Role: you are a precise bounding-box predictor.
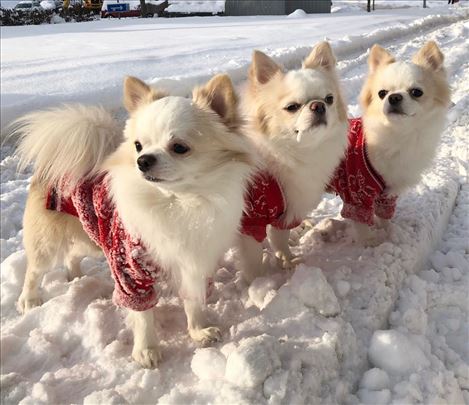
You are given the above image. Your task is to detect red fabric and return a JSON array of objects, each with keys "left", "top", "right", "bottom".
[
  {"left": 327, "top": 118, "right": 397, "bottom": 225},
  {"left": 46, "top": 175, "right": 160, "bottom": 311},
  {"left": 241, "top": 171, "right": 301, "bottom": 242}
]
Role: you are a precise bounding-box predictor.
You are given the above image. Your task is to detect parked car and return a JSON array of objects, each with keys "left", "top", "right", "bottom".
[
  {"left": 101, "top": 0, "right": 167, "bottom": 18},
  {"left": 14, "top": 0, "right": 43, "bottom": 10},
  {"left": 39, "top": 0, "right": 62, "bottom": 9}
]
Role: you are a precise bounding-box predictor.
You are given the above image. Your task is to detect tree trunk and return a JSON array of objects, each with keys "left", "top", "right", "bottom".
[
  {"left": 367, "top": 0, "right": 371, "bottom": 12},
  {"left": 140, "top": 0, "right": 147, "bottom": 17}
]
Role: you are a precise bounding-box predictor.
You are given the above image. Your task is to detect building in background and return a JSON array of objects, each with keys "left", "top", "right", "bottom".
[{"left": 225, "top": 0, "right": 331, "bottom": 16}]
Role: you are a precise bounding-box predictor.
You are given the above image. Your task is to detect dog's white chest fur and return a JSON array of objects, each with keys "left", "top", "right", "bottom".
[{"left": 108, "top": 166, "right": 245, "bottom": 300}]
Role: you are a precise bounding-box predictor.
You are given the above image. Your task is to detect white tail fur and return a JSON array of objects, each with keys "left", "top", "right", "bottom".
[{"left": 13, "top": 104, "right": 122, "bottom": 189}]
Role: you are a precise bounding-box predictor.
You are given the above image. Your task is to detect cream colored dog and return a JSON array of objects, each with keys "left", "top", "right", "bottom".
[
  {"left": 14, "top": 74, "right": 253, "bottom": 368},
  {"left": 238, "top": 42, "right": 348, "bottom": 282}
]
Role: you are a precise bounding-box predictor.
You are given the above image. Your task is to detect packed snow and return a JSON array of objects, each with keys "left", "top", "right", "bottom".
[{"left": 1, "top": 2, "right": 468, "bottom": 404}]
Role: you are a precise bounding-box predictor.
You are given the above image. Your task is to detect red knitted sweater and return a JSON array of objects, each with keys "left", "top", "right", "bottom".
[
  {"left": 327, "top": 118, "right": 397, "bottom": 225},
  {"left": 46, "top": 175, "right": 160, "bottom": 311}
]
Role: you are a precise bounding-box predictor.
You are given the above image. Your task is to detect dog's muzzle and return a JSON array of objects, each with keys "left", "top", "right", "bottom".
[{"left": 310, "top": 101, "right": 327, "bottom": 126}]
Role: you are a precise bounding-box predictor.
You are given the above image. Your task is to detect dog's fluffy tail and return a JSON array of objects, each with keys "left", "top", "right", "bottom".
[{"left": 14, "top": 104, "right": 122, "bottom": 188}]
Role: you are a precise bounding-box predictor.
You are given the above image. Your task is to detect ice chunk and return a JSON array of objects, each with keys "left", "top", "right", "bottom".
[
  {"left": 225, "top": 335, "right": 280, "bottom": 387},
  {"left": 191, "top": 348, "right": 226, "bottom": 381},
  {"left": 369, "top": 330, "right": 429, "bottom": 374}
]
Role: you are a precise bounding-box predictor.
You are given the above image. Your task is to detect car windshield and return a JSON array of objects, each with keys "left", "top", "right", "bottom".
[{"left": 15, "top": 3, "right": 33, "bottom": 8}]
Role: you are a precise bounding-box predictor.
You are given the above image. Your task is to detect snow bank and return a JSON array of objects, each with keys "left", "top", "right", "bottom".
[
  {"left": 166, "top": 0, "right": 224, "bottom": 14},
  {"left": 286, "top": 9, "right": 307, "bottom": 19}
]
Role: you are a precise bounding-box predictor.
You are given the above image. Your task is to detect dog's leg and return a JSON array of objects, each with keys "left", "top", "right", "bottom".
[
  {"left": 17, "top": 261, "right": 46, "bottom": 313},
  {"left": 64, "top": 253, "right": 82, "bottom": 281},
  {"left": 238, "top": 234, "right": 264, "bottom": 284},
  {"left": 128, "top": 308, "right": 161, "bottom": 369},
  {"left": 268, "top": 228, "right": 302, "bottom": 269},
  {"left": 183, "top": 299, "right": 221, "bottom": 346}
]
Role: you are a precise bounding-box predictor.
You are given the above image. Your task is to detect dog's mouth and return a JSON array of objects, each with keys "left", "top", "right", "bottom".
[
  {"left": 144, "top": 175, "right": 163, "bottom": 182},
  {"left": 312, "top": 116, "right": 327, "bottom": 127},
  {"left": 385, "top": 106, "right": 415, "bottom": 117},
  {"left": 144, "top": 174, "right": 182, "bottom": 184}
]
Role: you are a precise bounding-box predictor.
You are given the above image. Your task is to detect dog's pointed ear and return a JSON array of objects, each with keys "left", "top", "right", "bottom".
[
  {"left": 193, "top": 74, "right": 238, "bottom": 127},
  {"left": 368, "top": 45, "right": 395, "bottom": 73},
  {"left": 412, "top": 41, "right": 444, "bottom": 72},
  {"left": 123, "top": 76, "right": 166, "bottom": 112},
  {"left": 249, "top": 50, "right": 282, "bottom": 85},
  {"left": 303, "top": 41, "right": 336, "bottom": 71}
]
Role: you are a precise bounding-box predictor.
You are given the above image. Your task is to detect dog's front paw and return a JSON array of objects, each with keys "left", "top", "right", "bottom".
[
  {"left": 17, "top": 293, "right": 42, "bottom": 314},
  {"left": 317, "top": 218, "right": 347, "bottom": 242},
  {"left": 189, "top": 326, "right": 222, "bottom": 347},
  {"left": 132, "top": 346, "right": 162, "bottom": 369},
  {"left": 274, "top": 251, "right": 302, "bottom": 270},
  {"left": 289, "top": 219, "right": 314, "bottom": 245}
]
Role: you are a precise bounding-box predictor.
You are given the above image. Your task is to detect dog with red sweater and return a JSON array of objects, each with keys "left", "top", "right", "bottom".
[
  {"left": 14, "top": 74, "right": 253, "bottom": 368},
  {"left": 324, "top": 42, "right": 450, "bottom": 246},
  {"left": 238, "top": 42, "right": 348, "bottom": 282}
]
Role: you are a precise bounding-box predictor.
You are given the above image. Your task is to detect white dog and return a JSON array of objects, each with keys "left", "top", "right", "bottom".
[
  {"left": 325, "top": 41, "right": 450, "bottom": 246},
  {"left": 238, "top": 42, "right": 348, "bottom": 282},
  {"left": 14, "top": 74, "right": 253, "bottom": 368}
]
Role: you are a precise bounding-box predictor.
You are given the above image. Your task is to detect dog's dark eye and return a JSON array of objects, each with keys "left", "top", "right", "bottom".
[
  {"left": 284, "top": 103, "right": 301, "bottom": 113},
  {"left": 410, "top": 88, "right": 423, "bottom": 98},
  {"left": 325, "top": 95, "right": 334, "bottom": 105},
  {"left": 135, "top": 141, "right": 142, "bottom": 152},
  {"left": 172, "top": 143, "right": 190, "bottom": 155},
  {"left": 378, "top": 90, "right": 388, "bottom": 99}
]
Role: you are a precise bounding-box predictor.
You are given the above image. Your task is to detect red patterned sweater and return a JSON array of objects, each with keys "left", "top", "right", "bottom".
[
  {"left": 46, "top": 174, "right": 160, "bottom": 311},
  {"left": 327, "top": 118, "right": 397, "bottom": 225},
  {"left": 241, "top": 171, "right": 301, "bottom": 242}
]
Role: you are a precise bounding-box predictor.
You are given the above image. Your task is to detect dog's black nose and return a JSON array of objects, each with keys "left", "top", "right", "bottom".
[
  {"left": 137, "top": 154, "right": 157, "bottom": 172},
  {"left": 388, "top": 93, "right": 403, "bottom": 106},
  {"left": 310, "top": 101, "right": 326, "bottom": 115}
]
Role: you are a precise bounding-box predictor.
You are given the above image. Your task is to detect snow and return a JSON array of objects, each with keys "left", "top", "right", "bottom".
[
  {"left": 1, "top": 4, "right": 467, "bottom": 135},
  {"left": 1, "top": 3, "right": 469, "bottom": 404},
  {"left": 287, "top": 8, "right": 307, "bottom": 19},
  {"left": 166, "top": 0, "right": 224, "bottom": 14}
]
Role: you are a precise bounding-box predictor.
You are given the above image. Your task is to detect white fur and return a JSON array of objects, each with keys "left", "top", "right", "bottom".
[{"left": 13, "top": 104, "right": 122, "bottom": 190}]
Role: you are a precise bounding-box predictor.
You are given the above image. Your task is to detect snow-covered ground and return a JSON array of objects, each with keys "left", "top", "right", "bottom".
[
  {"left": 1, "top": 3, "right": 468, "bottom": 404},
  {"left": 1, "top": 2, "right": 467, "bottom": 135}
]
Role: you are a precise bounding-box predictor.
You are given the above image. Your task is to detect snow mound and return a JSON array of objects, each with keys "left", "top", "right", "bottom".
[
  {"left": 369, "top": 330, "right": 430, "bottom": 374},
  {"left": 191, "top": 348, "right": 226, "bottom": 380},
  {"left": 287, "top": 9, "right": 307, "bottom": 19},
  {"left": 224, "top": 335, "right": 281, "bottom": 388},
  {"left": 290, "top": 266, "right": 340, "bottom": 317}
]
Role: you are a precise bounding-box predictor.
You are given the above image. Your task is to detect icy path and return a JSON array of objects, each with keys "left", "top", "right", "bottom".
[{"left": 1, "top": 16, "right": 469, "bottom": 405}]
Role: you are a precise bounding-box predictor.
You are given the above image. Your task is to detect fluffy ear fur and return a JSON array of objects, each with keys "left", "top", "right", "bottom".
[
  {"left": 192, "top": 74, "right": 239, "bottom": 128},
  {"left": 368, "top": 44, "right": 395, "bottom": 73},
  {"left": 123, "top": 76, "right": 167, "bottom": 112},
  {"left": 412, "top": 41, "right": 445, "bottom": 71},
  {"left": 303, "top": 41, "right": 337, "bottom": 71},
  {"left": 249, "top": 50, "right": 283, "bottom": 85}
]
